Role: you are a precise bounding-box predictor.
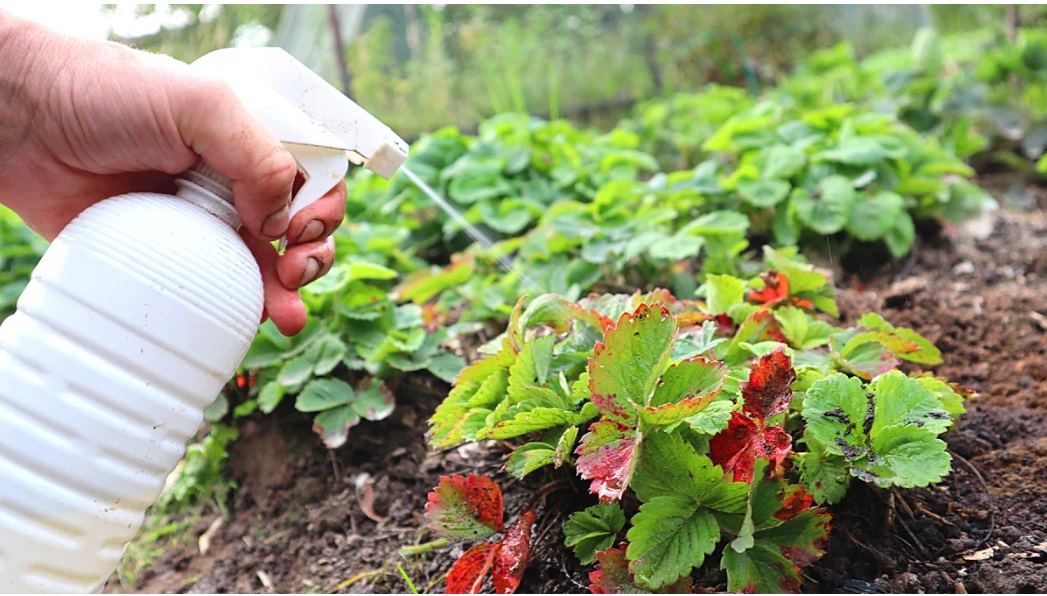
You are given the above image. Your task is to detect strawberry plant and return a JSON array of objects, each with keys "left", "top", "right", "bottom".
[
  {"left": 424, "top": 247, "right": 967, "bottom": 593},
  {"left": 424, "top": 475, "right": 535, "bottom": 594}
]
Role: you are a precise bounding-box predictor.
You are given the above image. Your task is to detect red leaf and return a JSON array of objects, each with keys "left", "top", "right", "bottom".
[
  {"left": 576, "top": 419, "right": 640, "bottom": 502},
  {"left": 741, "top": 348, "right": 796, "bottom": 422},
  {"left": 589, "top": 544, "right": 692, "bottom": 594},
  {"left": 425, "top": 475, "right": 504, "bottom": 540},
  {"left": 748, "top": 271, "right": 789, "bottom": 306},
  {"left": 492, "top": 511, "right": 535, "bottom": 594},
  {"left": 709, "top": 412, "right": 792, "bottom": 483},
  {"left": 447, "top": 542, "right": 500, "bottom": 594},
  {"left": 774, "top": 486, "right": 815, "bottom": 521}
]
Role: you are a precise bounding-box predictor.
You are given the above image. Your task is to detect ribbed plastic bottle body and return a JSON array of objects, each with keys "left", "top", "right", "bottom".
[{"left": 0, "top": 192, "right": 262, "bottom": 592}]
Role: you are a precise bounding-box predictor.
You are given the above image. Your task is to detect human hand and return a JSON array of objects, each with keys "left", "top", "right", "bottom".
[{"left": 0, "top": 13, "right": 344, "bottom": 335}]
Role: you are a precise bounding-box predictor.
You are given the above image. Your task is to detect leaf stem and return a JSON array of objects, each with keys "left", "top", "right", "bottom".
[{"left": 397, "top": 537, "right": 450, "bottom": 557}]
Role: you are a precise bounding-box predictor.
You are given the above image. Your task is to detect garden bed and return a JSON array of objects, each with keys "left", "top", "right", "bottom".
[{"left": 104, "top": 199, "right": 1047, "bottom": 594}]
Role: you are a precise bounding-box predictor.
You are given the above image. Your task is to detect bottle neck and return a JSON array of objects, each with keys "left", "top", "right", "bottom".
[{"left": 175, "top": 160, "right": 240, "bottom": 229}]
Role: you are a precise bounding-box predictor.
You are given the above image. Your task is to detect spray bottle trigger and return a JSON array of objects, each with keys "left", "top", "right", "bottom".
[{"left": 279, "top": 143, "right": 350, "bottom": 250}]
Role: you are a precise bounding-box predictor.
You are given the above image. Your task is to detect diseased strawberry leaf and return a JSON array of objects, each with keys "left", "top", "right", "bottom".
[
  {"left": 446, "top": 542, "right": 499, "bottom": 594},
  {"left": 492, "top": 511, "right": 535, "bottom": 594},
  {"left": 589, "top": 545, "right": 693, "bottom": 594},
  {"left": 564, "top": 503, "right": 626, "bottom": 565},
  {"left": 710, "top": 411, "right": 793, "bottom": 483},
  {"left": 748, "top": 270, "right": 790, "bottom": 307},
  {"left": 741, "top": 348, "right": 796, "bottom": 421},
  {"left": 425, "top": 475, "right": 504, "bottom": 540},
  {"left": 641, "top": 357, "right": 728, "bottom": 427},
  {"left": 709, "top": 349, "right": 796, "bottom": 482},
  {"left": 802, "top": 371, "right": 956, "bottom": 490},
  {"left": 857, "top": 312, "right": 941, "bottom": 365},
  {"left": 576, "top": 418, "right": 641, "bottom": 502},
  {"left": 589, "top": 304, "right": 676, "bottom": 421}
]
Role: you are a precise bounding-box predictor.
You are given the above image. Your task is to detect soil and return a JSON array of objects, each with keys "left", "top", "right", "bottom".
[{"left": 104, "top": 202, "right": 1047, "bottom": 594}]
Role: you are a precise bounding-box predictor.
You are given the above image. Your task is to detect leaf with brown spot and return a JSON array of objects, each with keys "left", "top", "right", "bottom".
[
  {"left": 492, "top": 511, "right": 535, "bottom": 594},
  {"left": 425, "top": 475, "right": 504, "bottom": 540}
]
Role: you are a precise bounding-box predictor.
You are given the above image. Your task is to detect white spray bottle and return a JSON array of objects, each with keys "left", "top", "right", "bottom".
[{"left": 0, "top": 48, "right": 407, "bottom": 592}]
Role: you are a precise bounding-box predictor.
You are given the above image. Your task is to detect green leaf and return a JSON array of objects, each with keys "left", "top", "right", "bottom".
[
  {"left": 739, "top": 179, "right": 791, "bottom": 207},
  {"left": 866, "top": 425, "right": 951, "bottom": 488},
  {"left": 722, "top": 509, "right": 830, "bottom": 593},
  {"left": 705, "top": 274, "right": 747, "bottom": 314},
  {"left": 797, "top": 450, "right": 851, "bottom": 505},
  {"left": 685, "top": 399, "right": 735, "bottom": 436},
  {"left": 310, "top": 334, "right": 347, "bottom": 376},
  {"left": 626, "top": 496, "right": 720, "bottom": 589},
  {"left": 345, "top": 260, "right": 398, "bottom": 281},
  {"left": 885, "top": 212, "right": 916, "bottom": 258},
  {"left": 817, "top": 137, "right": 892, "bottom": 166},
  {"left": 631, "top": 431, "right": 748, "bottom": 512},
  {"left": 277, "top": 354, "right": 314, "bottom": 387},
  {"left": 802, "top": 373, "right": 871, "bottom": 456},
  {"left": 762, "top": 145, "right": 806, "bottom": 179},
  {"left": 481, "top": 407, "right": 585, "bottom": 439},
  {"left": 258, "top": 381, "right": 286, "bottom": 415},
  {"left": 302, "top": 263, "right": 351, "bottom": 295},
  {"left": 589, "top": 304, "right": 676, "bottom": 420},
  {"left": 774, "top": 306, "right": 835, "bottom": 349},
  {"left": 795, "top": 176, "right": 854, "bottom": 235},
  {"left": 846, "top": 192, "right": 905, "bottom": 242},
  {"left": 312, "top": 405, "right": 361, "bottom": 449},
  {"left": 916, "top": 376, "right": 966, "bottom": 420},
  {"left": 641, "top": 358, "right": 728, "bottom": 427},
  {"left": 869, "top": 371, "right": 952, "bottom": 436},
  {"left": 857, "top": 313, "right": 942, "bottom": 365},
  {"left": 564, "top": 502, "right": 626, "bottom": 565},
  {"left": 296, "top": 379, "right": 355, "bottom": 413},
  {"left": 505, "top": 443, "right": 557, "bottom": 479}
]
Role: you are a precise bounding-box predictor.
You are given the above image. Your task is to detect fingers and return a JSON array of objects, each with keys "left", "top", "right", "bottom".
[
  {"left": 240, "top": 230, "right": 307, "bottom": 337},
  {"left": 285, "top": 181, "right": 347, "bottom": 245},
  {"left": 277, "top": 235, "right": 336, "bottom": 290},
  {"left": 172, "top": 78, "right": 296, "bottom": 242}
]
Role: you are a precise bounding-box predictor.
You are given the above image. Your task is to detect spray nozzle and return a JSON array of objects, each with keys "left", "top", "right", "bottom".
[{"left": 190, "top": 47, "right": 408, "bottom": 225}]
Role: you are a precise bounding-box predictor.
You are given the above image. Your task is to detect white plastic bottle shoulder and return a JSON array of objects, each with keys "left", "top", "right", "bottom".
[{"left": 0, "top": 163, "right": 262, "bottom": 592}]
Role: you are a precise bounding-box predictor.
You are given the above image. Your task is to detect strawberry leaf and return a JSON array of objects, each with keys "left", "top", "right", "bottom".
[
  {"left": 797, "top": 450, "right": 851, "bottom": 505},
  {"left": 576, "top": 419, "right": 641, "bottom": 502},
  {"left": 802, "top": 372, "right": 954, "bottom": 490},
  {"left": 857, "top": 313, "right": 941, "bottom": 365},
  {"left": 709, "top": 412, "right": 793, "bottom": 483},
  {"left": 641, "top": 357, "right": 728, "bottom": 427},
  {"left": 482, "top": 407, "right": 588, "bottom": 440},
  {"left": 426, "top": 475, "right": 504, "bottom": 540},
  {"left": 631, "top": 431, "right": 749, "bottom": 511},
  {"left": 748, "top": 270, "right": 790, "bottom": 307},
  {"left": 589, "top": 545, "right": 693, "bottom": 594},
  {"left": 564, "top": 502, "right": 626, "bottom": 565},
  {"left": 589, "top": 303, "right": 676, "bottom": 420},
  {"left": 492, "top": 511, "right": 535, "bottom": 594},
  {"left": 446, "top": 542, "right": 499, "bottom": 594},
  {"left": 626, "top": 495, "right": 720, "bottom": 589},
  {"left": 741, "top": 347, "right": 796, "bottom": 421},
  {"left": 868, "top": 371, "right": 952, "bottom": 436},
  {"left": 721, "top": 460, "right": 831, "bottom": 593},
  {"left": 505, "top": 443, "right": 557, "bottom": 479}
]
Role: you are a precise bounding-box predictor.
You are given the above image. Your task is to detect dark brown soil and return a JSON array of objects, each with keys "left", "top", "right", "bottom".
[{"left": 104, "top": 206, "right": 1047, "bottom": 594}]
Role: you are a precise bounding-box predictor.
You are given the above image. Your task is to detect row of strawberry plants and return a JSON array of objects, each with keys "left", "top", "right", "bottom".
[{"left": 420, "top": 247, "right": 967, "bottom": 593}]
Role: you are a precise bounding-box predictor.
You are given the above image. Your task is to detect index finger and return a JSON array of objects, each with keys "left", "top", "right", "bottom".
[{"left": 173, "top": 78, "right": 297, "bottom": 241}]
